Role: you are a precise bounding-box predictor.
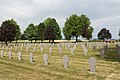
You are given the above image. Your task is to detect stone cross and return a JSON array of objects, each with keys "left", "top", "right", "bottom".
[
  {"left": 6, "top": 46, "right": 8, "bottom": 51},
  {"left": 83, "top": 48, "right": 88, "bottom": 56},
  {"left": 1, "top": 50, "right": 4, "bottom": 58},
  {"left": 20, "top": 46, "right": 23, "bottom": 52},
  {"left": 30, "top": 53, "right": 34, "bottom": 63},
  {"left": 99, "top": 49, "right": 105, "bottom": 56},
  {"left": 93, "top": 45, "right": 96, "bottom": 51},
  {"left": 18, "top": 51, "right": 22, "bottom": 60},
  {"left": 26, "top": 47, "right": 29, "bottom": 52},
  {"left": 8, "top": 51, "right": 12, "bottom": 59},
  {"left": 59, "top": 48, "right": 62, "bottom": 55},
  {"left": 15, "top": 46, "right": 18, "bottom": 51},
  {"left": 63, "top": 55, "right": 69, "bottom": 69},
  {"left": 10, "top": 47, "right": 13, "bottom": 51},
  {"left": 88, "top": 57, "right": 96, "bottom": 73},
  {"left": 103, "top": 44, "right": 108, "bottom": 51},
  {"left": 49, "top": 47, "right": 52, "bottom": 55},
  {"left": 33, "top": 47, "right": 36, "bottom": 52},
  {"left": 118, "top": 51, "right": 120, "bottom": 57},
  {"left": 40, "top": 47, "right": 43, "bottom": 53},
  {"left": 116, "top": 44, "right": 120, "bottom": 57},
  {"left": 73, "top": 44, "right": 77, "bottom": 50},
  {"left": 43, "top": 54, "right": 48, "bottom": 65},
  {"left": 70, "top": 48, "right": 74, "bottom": 56}
]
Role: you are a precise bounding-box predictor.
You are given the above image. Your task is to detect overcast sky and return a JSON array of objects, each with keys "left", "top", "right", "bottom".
[{"left": 0, "top": 0, "right": 120, "bottom": 39}]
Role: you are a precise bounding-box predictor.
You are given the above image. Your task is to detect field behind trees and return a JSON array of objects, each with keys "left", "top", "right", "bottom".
[{"left": 0, "top": 42, "right": 120, "bottom": 80}]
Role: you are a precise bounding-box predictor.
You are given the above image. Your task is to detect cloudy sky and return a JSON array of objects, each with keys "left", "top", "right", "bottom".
[{"left": 0, "top": 0, "right": 120, "bottom": 39}]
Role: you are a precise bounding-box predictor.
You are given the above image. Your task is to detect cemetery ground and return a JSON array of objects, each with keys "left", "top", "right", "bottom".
[{"left": 0, "top": 42, "right": 120, "bottom": 80}]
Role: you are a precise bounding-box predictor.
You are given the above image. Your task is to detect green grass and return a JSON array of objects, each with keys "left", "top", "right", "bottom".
[{"left": 0, "top": 43, "right": 120, "bottom": 80}]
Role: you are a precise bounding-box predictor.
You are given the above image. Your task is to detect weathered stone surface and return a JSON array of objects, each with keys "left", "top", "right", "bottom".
[
  {"left": 43, "top": 54, "right": 48, "bottom": 65},
  {"left": 63, "top": 55, "right": 69, "bottom": 69},
  {"left": 88, "top": 57, "right": 96, "bottom": 73}
]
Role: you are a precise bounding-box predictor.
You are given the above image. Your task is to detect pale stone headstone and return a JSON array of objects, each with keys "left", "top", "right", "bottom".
[
  {"left": 43, "top": 54, "right": 48, "bottom": 65},
  {"left": 63, "top": 55, "right": 69, "bottom": 69},
  {"left": 83, "top": 48, "right": 88, "bottom": 56},
  {"left": 93, "top": 45, "right": 96, "bottom": 51},
  {"left": 6, "top": 46, "right": 8, "bottom": 51},
  {"left": 70, "top": 48, "right": 74, "bottom": 56},
  {"left": 88, "top": 57, "right": 96, "bottom": 73},
  {"left": 10, "top": 47, "right": 13, "bottom": 51},
  {"left": 116, "top": 44, "right": 120, "bottom": 57},
  {"left": 99, "top": 49, "right": 105, "bottom": 56},
  {"left": 49, "top": 47, "right": 52, "bottom": 54},
  {"left": 1, "top": 50, "right": 4, "bottom": 58},
  {"left": 15, "top": 46, "right": 18, "bottom": 51},
  {"left": 26, "top": 47, "right": 29, "bottom": 52},
  {"left": 118, "top": 51, "right": 120, "bottom": 57},
  {"left": 20, "top": 46, "right": 23, "bottom": 52},
  {"left": 30, "top": 53, "right": 34, "bottom": 63},
  {"left": 33, "top": 47, "right": 36, "bottom": 52},
  {"left": 103, "top": 44, "right": 108, "bottom": 51},
  {"left": 40, "top": 47, "right": 43, "bottom": 53},
  {"left": 59, "top": 48, "right": 62, "bottom": 55},
  {"left": 73, "top": 45, "right": 76, "bottom": 50},
  {"left": 18, "top": 51, "right": 22, "bottom": 60},
  {"left": 8, "top": 51, "right": 12, "bottom": 59}
]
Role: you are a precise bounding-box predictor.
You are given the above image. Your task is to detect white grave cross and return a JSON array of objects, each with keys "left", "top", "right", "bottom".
[
  {"left": 88, "top": 57, "right": 96, "bottom": 73},
  {"left": 8, "top": 51, "right": 12, "bottom": 59},
  {"left": 49, "top": 47, "right": 52, "bottom": 55},
  {"left": 70, "top": 48, "right": 74, "bottom": 56},
  {"left": 18, "top": 51, "right": 22, "bottom": 60},
  {"left": 30, "top": 53, "right": 34, "bottom": 63},
  {"left": 59, "top": 48, "right": 62, "bottom": 55},
  {"left": 43, "top": 54, "right": 48, "bottom": 65},
  {"left": 1, "top": 50, "right": 4, "bottom": 58},
  {"left": 63, "top": 55, "right": 69, "bottom": 69}
]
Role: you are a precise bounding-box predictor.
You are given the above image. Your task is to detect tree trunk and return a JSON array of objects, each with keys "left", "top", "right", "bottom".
[
  {"left": 34, "top": 40, "right": 37, "bottom": 43},
  {"left": 31, "top": 40, "right": 32, "bottom": 43},
  {"left": 16, "top": 40, "right": 17, "bottom": 44},
  {"left": 5, "top": 41, "right": 8, "bottom": 46},
  {"left": 41, "top": 40, "right": 43, "bottom": 42},
  {"left": 76, "top": 36, "right": 78, "bottom": 42},
  {"left": 49, "top": 40, "right": 50, "bottom": 43},
  {"left": 52, "top": 39, "right": 54, "bottom": 43}
]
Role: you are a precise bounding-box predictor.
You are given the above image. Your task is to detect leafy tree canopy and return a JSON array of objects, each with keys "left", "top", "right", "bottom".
[
  {"left": 24, "top": 23, "right": 37, "bottom": 42},
  {"left": 97, "top": 28, "right": 112, "bottom": 40},
  {"left": 0, "top": 19, "right": 17, "bottom": 45},
  {"left": 44, "top": 18, "right": 62, "bottom": 40},
  {"left": 36, "top": 22, "right": 46, "bottom": 41},
  {"left": 63, "top": 14, "right": 93, "bottom": 41}
]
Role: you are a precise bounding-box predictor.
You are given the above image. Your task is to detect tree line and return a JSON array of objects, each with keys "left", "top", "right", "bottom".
[{"left": 0, "top": 14, "right": 112, "bottom": 45}]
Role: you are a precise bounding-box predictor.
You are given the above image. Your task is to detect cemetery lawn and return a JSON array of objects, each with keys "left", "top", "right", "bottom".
[{"left": 0, "top": 43, "right": 120, "bottom": 80}]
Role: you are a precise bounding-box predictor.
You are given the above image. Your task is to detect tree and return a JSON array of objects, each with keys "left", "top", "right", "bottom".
[
  {"left": 97, "top": 28, "right": 112, "bottom": 40},
  {"left": 44, "top": 18, "right": 62, "bottom": 40},
  {"left": 24, "top": 23, "right": 37, "bottom": 43},
  {"left": 119, "top": 28, "right": 120, "bottom": 40},
  {"left": 44, "top": 26, "right": 56, "bottom": 43},
  {"left": 0, "top": 19, "right": 16, "bottom": 45},
  {"left": 63, "top": 14, "right": 81, "bottom": 42},
  {"left": 63, "top": 27, "right": 71, "bottom": 40},
  {"left": 63, "top": 14, "right": 93, "bottom": 41},
  {"left": 36, "top": 23, "right": 46, "bottom": 42},
  {"left": 8, "top": 19, "right": 21, "bottom": 43},
  {"left": 80, "top": 14, "right": 93, "bottom": 40},
  {"left": 20, "top": 33, "right": 27, "bottom": 40},
  {"left": 0, "top": 27, "right": 4, "bottom": 42}
]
